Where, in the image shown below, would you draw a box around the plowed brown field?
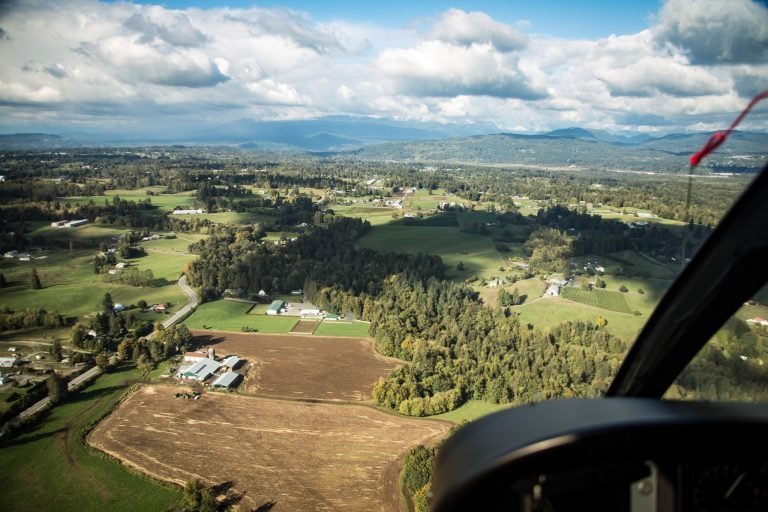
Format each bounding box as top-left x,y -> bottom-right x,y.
192,331 -> 399,401
90,385 -> 449,511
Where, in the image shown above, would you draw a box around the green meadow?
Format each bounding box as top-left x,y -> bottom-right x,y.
184,300 -> 298,333
314,320 -> 371,337
358,224 -> 506,281
0,365 -> 181,512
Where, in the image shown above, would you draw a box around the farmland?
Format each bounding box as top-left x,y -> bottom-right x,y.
193,331 -> 398,401
359,224 -> 506,280
184,300 -> 299,333
560,287 -> 634,314
90,385 -> 449,512
0,366 -> 180,512
314,320 -> 371,337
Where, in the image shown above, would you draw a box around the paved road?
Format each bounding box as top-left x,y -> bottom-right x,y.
14,366 -> 103,423
4,275 -> 198,432
147,275 -> 199,338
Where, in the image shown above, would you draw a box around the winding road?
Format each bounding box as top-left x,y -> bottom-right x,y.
3,275 -> 199,431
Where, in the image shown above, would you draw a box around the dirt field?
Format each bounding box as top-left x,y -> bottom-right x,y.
193,331 -> 399,401
291,320 -> 319,334
90,385 -> 449,511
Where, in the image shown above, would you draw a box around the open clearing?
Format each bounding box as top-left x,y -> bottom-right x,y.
560,287 -> 634,314
193,331 -> 399,401
358,224 -> 505,280
90,385 -> 449,511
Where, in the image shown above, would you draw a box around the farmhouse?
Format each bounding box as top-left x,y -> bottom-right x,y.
545,284 -> 560,297
211,371 -> 241,389
172,209 -> 204,215
266,300 -> 284,315
183,351 -> 209,363
746,317 -> 768,327
0,356 -> 21,367
178,358 -> 221,381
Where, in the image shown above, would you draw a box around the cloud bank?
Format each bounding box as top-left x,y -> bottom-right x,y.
0,0 -> 765,135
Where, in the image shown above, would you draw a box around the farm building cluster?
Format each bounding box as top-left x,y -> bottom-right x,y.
265,299 -> 336,319
175,347 -> 245,390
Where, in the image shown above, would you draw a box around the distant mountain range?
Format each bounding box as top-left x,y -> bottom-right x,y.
1,119 -> 765,172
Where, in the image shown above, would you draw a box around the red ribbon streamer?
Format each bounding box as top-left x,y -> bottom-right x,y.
690,90 -> 768,168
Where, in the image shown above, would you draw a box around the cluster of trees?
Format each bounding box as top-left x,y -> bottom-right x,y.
116,324 -> 193,372
102,267 -> 158,287
187,217 -> 444,300
0,306 -> 67,331
305,274 -> 628,415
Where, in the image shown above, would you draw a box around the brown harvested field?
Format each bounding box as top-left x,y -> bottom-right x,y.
291,319 -> 319,334
90,385 -> 449,511
193,331 -> 399,401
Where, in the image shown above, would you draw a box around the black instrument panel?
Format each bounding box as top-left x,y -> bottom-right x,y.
431,399 -> 768,512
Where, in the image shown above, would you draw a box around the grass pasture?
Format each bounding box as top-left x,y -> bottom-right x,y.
560,287 -> 634,314
329,205 -> 395,225
359,224 -> 505,281
0,366 -> 180,512
90,385 -> 449,512
431,399 -> 509,423
314,320 -> 371,337
513,297 -> 646,341
184,300 -> 297,333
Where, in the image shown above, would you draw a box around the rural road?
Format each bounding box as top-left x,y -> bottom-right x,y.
146,274 -> 199,338
13,366 -> 103,423
4,275 -> 198,432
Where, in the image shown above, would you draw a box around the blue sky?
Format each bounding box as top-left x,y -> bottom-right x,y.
127,0 -> 663,39
1,0 -> 766,136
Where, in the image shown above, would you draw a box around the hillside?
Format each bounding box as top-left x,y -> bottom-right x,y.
345,131 -> 768,173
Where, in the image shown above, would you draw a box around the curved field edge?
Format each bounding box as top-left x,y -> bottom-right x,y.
0,366 -> 181,512
89,385 -> 451,511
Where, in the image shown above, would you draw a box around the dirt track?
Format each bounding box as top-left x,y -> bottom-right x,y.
90,385 -> 449,511
192,331 -> 400,401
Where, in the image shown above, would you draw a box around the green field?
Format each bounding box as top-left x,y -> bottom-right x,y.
329,205 -> 395,226
513,297 -> 646,341
0,366 -> 181,511
0,242 -> 188,337
140,234 -> 206,254
61,188 -> 196,213
127,251 -> 194,282
359,225 -> 505,281
431,400 -> 509,423
560,287 -> 634,314
196,211 -> 277,225
184,300 -> 298,333
314,321 -> 371,337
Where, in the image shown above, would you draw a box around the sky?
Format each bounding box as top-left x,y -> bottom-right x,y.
0,0 -> 767,136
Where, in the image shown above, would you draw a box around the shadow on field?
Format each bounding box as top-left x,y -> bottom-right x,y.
192,334 -> 228,348
65,385 -> 126,405
1,427 -> 67,448
254,501 -> 277,511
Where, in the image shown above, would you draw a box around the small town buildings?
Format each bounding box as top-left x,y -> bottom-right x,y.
212,372 -> 241,389
266,300 -> 284,315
